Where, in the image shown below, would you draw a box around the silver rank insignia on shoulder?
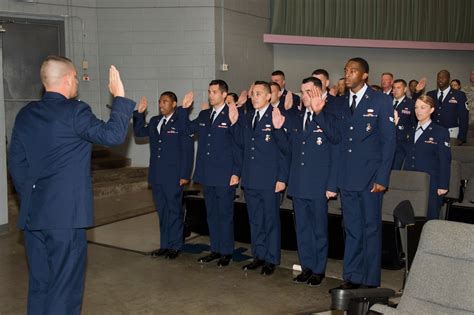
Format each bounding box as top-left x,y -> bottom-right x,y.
366,123 -> 372,132
444,141 -> 450,147
316,137 -> 322,145
265,134 -> 271,142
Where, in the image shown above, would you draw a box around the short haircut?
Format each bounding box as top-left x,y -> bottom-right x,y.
312,69 -> 329,79
269,81 -> 281,91
271,70 -> 285,78
393,79 -> 407,86
409,79 -> 418,85
348,57 -> 369,74
301,76 -> 323,89
160,91 -> 177,103
227,92 -> 238,102
451,79 -> 461,86
438,69 -> 450,78
40,55 -> 75,86
209,79 -> 228,93
417,95 -> 435,108
381,72 -> 393,78
253,80 -> 271,94
339,77 -> 345,81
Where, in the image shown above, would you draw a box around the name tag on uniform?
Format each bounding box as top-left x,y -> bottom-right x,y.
424,137 -> 437,144
401,108 -> 411,115
167,130 -> 179,134
218,122 -> 228,129
448,97 -> 458,104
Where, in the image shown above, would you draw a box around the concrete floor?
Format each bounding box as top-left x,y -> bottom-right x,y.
0,228 -> 404,314
1,189 -> 403,314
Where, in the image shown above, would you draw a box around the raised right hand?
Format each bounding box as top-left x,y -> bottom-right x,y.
416,77 -> 426,92
108,65 -> 125,97
284,91 -> 293,110
182,91 -> 194,108
137,96 -> 148,113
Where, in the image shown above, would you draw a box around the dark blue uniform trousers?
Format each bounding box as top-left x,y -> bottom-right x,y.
151,184 -> 184,250
293,197 -> 328,274
340,189 -> 383,287
203,185 -> 236,255
427,179 -> 444,220
244,188 -> 281,265
24,228 -> 87,315
392,143 -> 407,170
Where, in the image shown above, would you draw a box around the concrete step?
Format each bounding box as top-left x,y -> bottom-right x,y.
91,154 -> 131,170
92,167 -> 148,184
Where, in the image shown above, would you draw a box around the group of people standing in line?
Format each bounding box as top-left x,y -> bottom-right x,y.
8,55 -> 470,314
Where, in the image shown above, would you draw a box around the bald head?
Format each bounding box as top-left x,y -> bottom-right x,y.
40,55 -> 78,98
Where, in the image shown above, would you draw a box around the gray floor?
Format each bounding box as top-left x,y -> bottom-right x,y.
0,211 -> 404,315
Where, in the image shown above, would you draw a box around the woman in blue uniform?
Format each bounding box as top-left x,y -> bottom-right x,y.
402,95 -> 451,220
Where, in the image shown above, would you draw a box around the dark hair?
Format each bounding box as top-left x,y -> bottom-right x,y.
438,69 -> 450,78
227,92 -> 238,102
312,69 -> 329,79
160,91 -> 178,103
409,79 -> 418,85
253,80 -> 271,94
269,81 -> 281,91
271,70 -> 285,78
209,79 -> 228,93
381,72 -> 393,78
451,79 -> 461,86
301,76 -> 323,89
348,57 -> 369,74
339,77 -> 345,81
393,79 -> 407,86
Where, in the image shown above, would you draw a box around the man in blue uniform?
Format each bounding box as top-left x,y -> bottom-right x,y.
312,69 -> 337,115
238,81 -> 289,276
8,56 -> 135,314
180,80 -> 242,268
272,70 -> 301,111
392,79 -> 416,169
330,57 -> 396,290
284,77 -> 341,286
414,70 -> 469,144
133,91 -> 194,259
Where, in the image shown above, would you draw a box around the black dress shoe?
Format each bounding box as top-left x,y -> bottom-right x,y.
197,252 -> 221,263
217,255 -> 232,267
329,281 -> 361,293
293,268 -> 313,284
150,248 -> 168,258
165,249 -> 180,260
260,263 -> 275,276
306,273 -> 325,287
242,259 -> 265,271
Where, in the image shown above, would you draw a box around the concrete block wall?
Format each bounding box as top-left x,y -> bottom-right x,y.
96,0 -> 218,166
214,0 -> 273,94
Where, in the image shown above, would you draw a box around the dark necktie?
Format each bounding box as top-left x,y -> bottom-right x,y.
253,111 -> 260,130
350,95 -> 357,115
304,111 -> 312,130
438,91 -> 444,104
160,118 -> 167,134
393,100 -> 399,109
210,111 -> 216,125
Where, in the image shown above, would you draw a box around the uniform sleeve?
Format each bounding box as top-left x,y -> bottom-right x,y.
231,129 -> 243,178
132,111 -> 150,138
438,129 -> 452,189
73,96 -> 135,146
313,112 -> 341,145
457,92 -> 469,142
176,106 -> 199,135
179,132 -> 194,180
374,96 -> 397,187
7,115 -> 29,198
274,128 -> 290,183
